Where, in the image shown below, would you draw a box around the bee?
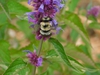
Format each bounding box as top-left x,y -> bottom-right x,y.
39,17 -> 52,36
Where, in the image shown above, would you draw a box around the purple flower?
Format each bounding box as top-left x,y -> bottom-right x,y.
27,50 -> 43,67
27,0 -> 64,24
28,0 -> 32,4
87,6 -> 100,17
27,0 -> 64,40
44,0 -> 51,5
38,4 -> 44,13
56,27 -> 62,34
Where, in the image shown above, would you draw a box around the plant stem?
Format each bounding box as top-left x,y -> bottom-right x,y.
33,38 -> 44,75
33,67 -> 36,75
37,38 -> 44,55
0,3 -> 12,22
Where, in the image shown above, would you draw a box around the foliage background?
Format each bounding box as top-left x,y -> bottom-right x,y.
0,0 -> 100,75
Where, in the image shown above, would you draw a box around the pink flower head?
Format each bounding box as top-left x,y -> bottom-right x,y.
27,50 -> 43,67
27,0 -> 64,24
87,6 -> 100,17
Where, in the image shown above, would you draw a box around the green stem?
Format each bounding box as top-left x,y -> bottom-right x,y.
0,3 -> 12,22
33,67 -> 36,75
37,38 -> 44,55
33,38 -> 44,75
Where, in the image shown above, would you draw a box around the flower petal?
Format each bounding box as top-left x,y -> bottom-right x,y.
52,19 -> 58,28
56,27 -> 62,34
28,0 -> 32,4
36,33 -> 42,40
36,57 -> 43,66
38,4 -> 44,13
44,0 -> 51,5
59,4 -> 64,9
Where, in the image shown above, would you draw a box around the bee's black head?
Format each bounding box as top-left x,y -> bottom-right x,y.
40,17 -> 52,22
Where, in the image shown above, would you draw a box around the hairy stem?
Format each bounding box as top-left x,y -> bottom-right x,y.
33,38 -> 44,75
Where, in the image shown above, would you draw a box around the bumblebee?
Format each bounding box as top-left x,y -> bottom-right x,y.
39,17 -> 52,36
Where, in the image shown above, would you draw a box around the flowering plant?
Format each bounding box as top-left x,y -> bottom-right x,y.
27,0 -> 64,40
0,0 -> 100,75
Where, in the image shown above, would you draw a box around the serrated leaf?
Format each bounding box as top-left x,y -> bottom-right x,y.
65,43 -> 95,67
3,58 -> 27,75
67,56 -> 86,73
7,0 -> 30,15
67,11 -> 89,41
0,40 -> 11,65
49,38 -> 86,73
59,11 -> 90,46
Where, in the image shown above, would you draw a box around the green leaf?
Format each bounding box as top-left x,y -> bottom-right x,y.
67,56 -> 85,73
7,0 -> 30,15
46,49 -> 58,57
18,67 -> 29,75
88,16 -> 97,22
65,43 -> 95,67
79,45 -> 91,58
70,29 -> 79,42
3,58 -> 27,75
49,38 -> 86,73
0,40 -> 11,65
40,68 -> 53,75
68,0 -> 79,12
89,22 -> 100,29
0,24 -> 8,39
10,49 -> 25,60
10,42 -> 36,59
41,72 -> 48,75
0,13 -> 8,25
59,11 -> 90,46
66,11 -> 89,39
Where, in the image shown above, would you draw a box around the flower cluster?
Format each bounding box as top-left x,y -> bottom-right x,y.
26,50 -> 43,67
27,0 -> 64,24
27,0 -> 64,40
87,6 -> 100,17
